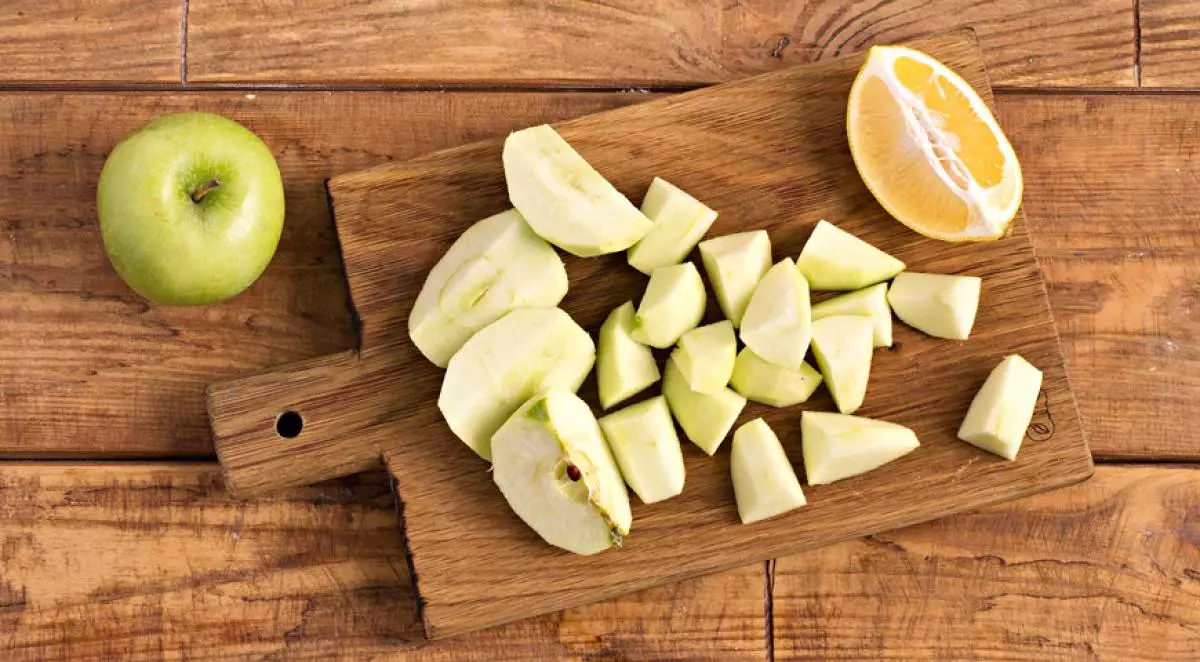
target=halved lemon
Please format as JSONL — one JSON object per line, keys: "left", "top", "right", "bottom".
{"left": 847, "top": 45, "right": 1022, "bottom": 242}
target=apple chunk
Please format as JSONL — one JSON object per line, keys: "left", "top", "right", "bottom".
{"left": 958, "top": 354, "right": 1043, "bottom": 460}
{"left": 811, "top": 282, "right": 893, "bottom": 348}
{"left": 796, "top": 220, "right": 905, "bottom": 291}
{"left": 801, "top": 411, "right": 920, "bottom": 485}
{"left": 409, "top": 209, "right": 568, "bottom": 367}
{"left": 740, "top": 258, "right": 812, "bottom": 370}
{"left": 698, "top": 230, "right": 772, "bottom": 327}
{"left": 810, "top": 315, "right": 874, "bottom": 414}
{"left": 628, "top": 177, "right": 718, "bottom": 274}
{"left": 630, "top": 263, "right": 706, "bottom": 348}
{"left": 439, "top": 307, "right": 594, "bottom": 459}
{"left": 598, "top": 302, "right": 660, "bottom": 409}
{"left": 731, "top": 418, "right": 807, "bottom": 524}
{"left": 730, "top": 348, "right": 823, "bottom": 407}
{"left": 492, "top": 389, "right": 632, "bottom": 555}
{"left": 662, "top": 357, "right": 747, "bottom": 455}
{"left": 887, "top": 272, "right": 982, "bottom": 340}
{"left": 598, "top": 396, "right": 686, "bottom": 504}
{"left": 671, "top": 320, "right": 736, "bottom": 394}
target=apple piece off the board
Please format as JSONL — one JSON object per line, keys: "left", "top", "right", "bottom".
{"left": 597, "top": 302, "right": 661, "bottom": 410}
{"left": 810, "top": 314, "right": 875, "bottom": 414}
{"left": 740, "top": 258, "right": 813, "bottom": 371}
{"left": 811, "top": 282, "right": 893, "bottom": 348}
{"left": 598, "top": 396, "right": 686, "bottom": 504}
{"left": 796, "top": 219, "right": 905, "bottom": 291}
{"left": 671, "top": 321, "right": 737, "bottom": 395}
{"left": 628, "top": 177, "right": 718, "bottom": 275}
{"left": 730, "top": 348, "right": 823, "bottom": 407}
{"left": 888, "top": 271, "right": 982, "bottom": 340}
{"left": 630, "top": 263, "right": 706, "bottom": 348}
{"left": 731, "top": 418, "right": 807, "bottom": 524}
{"left": 801, "top": 411, "right": 921, "bottom": 485}
{"left": 662, "top": 357, "right": 747, "bottom": 455}
{"left": 958, "top": 354, "right": 1044, "bottom": 460}
{"left": 698, "top": 230, "right": 772, "bottom": 328}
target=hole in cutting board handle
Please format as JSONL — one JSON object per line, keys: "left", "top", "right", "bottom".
{"left": 275, "top": 411, "right": 304, "bottom": 438}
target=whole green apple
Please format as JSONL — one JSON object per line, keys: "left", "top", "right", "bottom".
{"left": 97, "top": 112, "right": 285, "bottom": 306}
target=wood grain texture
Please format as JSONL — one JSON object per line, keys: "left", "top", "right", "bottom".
{"left": 0, "top": 1, "right": 181, "bottom": 83}
{"left": 1139, "top": 0, "right": 1200, "bottom": 87}
{"left": 996, "top": 93, "right": 1200, "bottom": 460}
{"left": 185, "top": 0, "right": 1135, "bottom": 87}
{"left": 0, "top": 463, "right": 767, "bottom": 661}
{"left": 773, "top": 465, "right": 1200, "bottom": 660}
{"left": 208, "top": 32, "right": 1091, "bottom": 638}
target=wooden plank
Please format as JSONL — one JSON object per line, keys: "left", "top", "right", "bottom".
{"left": 185, "top": 0, "right": 1135, "bottom": 87}
{"left": 772, "top": 465, "right": 1200, "bottom": 660}
{"left": 996, "top": 93, "right": 1200, "bottom": 460}
{"left": 1138, "top": 0, "right": 1200, "bottom": 87}
{"left": 0, "top": 1, "right": 181, "bottom": 83}
{"left": 0, "top": 463, "right": 767, "bottom": 660}
{"left": 207, "top": 32, "right": 1090, "bottom": 638}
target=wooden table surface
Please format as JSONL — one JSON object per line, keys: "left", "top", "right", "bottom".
{"left": 1, "top": 2, "right": 1197, "bottom": 660}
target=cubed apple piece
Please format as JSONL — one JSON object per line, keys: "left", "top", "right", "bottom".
{"left": 598, "top": 301, "right": 660, "bottom": 409}
{"left": 672, "top": 320, "right": 736, "bottom": 394}
{"left": 439, "top": 307, "right": 595, "bottom": 459}
{"left": 801, "top": 411, "right": 920, "bottom": 485}
{"left": 698, "top": 230, "right": 772, "bottom": 327}
{"left": 662, "top": 357, "right": 747, "bottom": 455}
{"left": 740, "top": 258, "right": 812, "bottom": 370}
{"left": 731, "top": 418, "right": 807, "bottom": 524}
{"left": 811, "top": 282, "right": 893, "bottom": 348}
{"left": 492, "top": 389, "right": 632, "bottom": 555}
{"left": 628, "top": 177, "right": 718, "bottom": 274}
{"left": 730, "top": 348, "right": 823, "bottom": 407}
{"left": 503, "top": 124, "right": 652, "bottom": 257}
{"left": 630, "top": 262, "right": 706, "bottom": 348}
{"left": 796, "top": 220, "right": 905, "bottom": 291}
{"left": 810, "top": 314, "right": 874, "bottom": 414}
{"left": 598, "top": 396, "right": 686, "bottom": 504}
{"left": 958, "top": 355, "right": 1043, "bottom": 460}
{"left": 887, "top": 272, "right": 982, "bottom": 340}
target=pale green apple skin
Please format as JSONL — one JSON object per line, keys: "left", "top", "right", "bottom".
{"left": 96, "top": 112, "right": 285, "bottom": 306}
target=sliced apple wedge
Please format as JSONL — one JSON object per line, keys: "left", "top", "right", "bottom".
{"left": 958, "top": 354, "right": 1043, "bottom": 460}
{"left": 628, "top": 177, "right": 718, "bottom": 274}
{"left": 503, "top": 124, "right": 652, "bottom": 257}
{"left": 598, "top": 301, "right": 660, "bottom": 409}
{"left": 810, "top": 314, "right": 874, "bottom": 414}
{"left": 492, "top": 389, "right": 631, "bottom": 555}
{"left": 630, "top": 262, "right": 706, "bottom": 348}
{"left": 730, "top": 348, "right": 823, "bottom": 407}
{"left": 598, "top": 396, "right": 686, "bottom": 504}
{"left": 811, "top": 282, "right": 893, "bottom": 348}
{"left": 801, "top": 411, "right": 920, "bottom": 485}
{"left": 888, "top": 272, "right": 982, "bottom": 340}
{"left": 409, "top": 209, "right": 568, "bottom": 367}
{"left": 671, "top": 320, "right": 736, "bottom": 394}
{"left": 796, "top": 220, "right": 905, "bottom": 291}
{"left": 740, "top": 258, "right": 812, "bottom": 371}
{"left": 662, "top": 357, "right": 747, "bottom": 455}
{"left": 731, "top": 418, "right": 807, "bottom": 524}
{"left": 439, "top": 307, "right": 594, "bottom": 459}
{"left": 698, "top": 230, "right": 772, "bottom": 327}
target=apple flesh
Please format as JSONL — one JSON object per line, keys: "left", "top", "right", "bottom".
{"left": 492, "top": 389, "right": 632, "bottom": 555}
{"left": 598, "top": 396, "right": 686, "bottom": 504}
{"left": 811, "top": 283, "right": 893, "bottom": 348}
{"left": 730, "top": 348, "right": 823, "bottom": 407}
{"left": 801, "top": 411, "right": 920, "bottom": 485}
{"left": 795, "top": 220, "right": 905, "bottom": 291}
{"left": 439, "top": 307, "right": 595, "bottom": 459}
{"left": 731, "top": 419, "right": 806, "bottom": 524}
{"left": 662, "top": 357, "right": 747, "bottom": 455}
{"left": 887, "top": 272, "right": 982, "bottom": 340}
{"left": 698, "top": 230, "right": 772, "bottom": 327}
{"left": 740, "top": 258, "right": 812, "bottom": 370}
{"left": 628, "top": 177, "right": 718, "bottom": 274}
{"left": 630, "top": 262, "right": 706, "bottom": 348}
{"left": 503, "top": 124, "right": 652, "bottom": 257}
{"left": 671, "top": 320, "right": 736, "bottom": 395}
{"left": 409, "top": 209, "right": 568, "bottom": 367}
{"left": 958, "top": 355, "right": 1043, "bottom": 460}
{"left": 597, "top": 301, "right": 661, "bottom": 409}
{"left": 96, "top": 112, "right": 285, "bottom": 306}
{"left": 810, "top": 314, "right": 874, "bottom": 414}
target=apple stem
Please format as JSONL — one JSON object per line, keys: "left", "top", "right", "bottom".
{"left": 191, "top": 178, "right": 221, "bottom": 203}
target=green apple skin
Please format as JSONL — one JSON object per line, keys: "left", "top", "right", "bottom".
{"left": 97, "top": 112, "right": 285, "bottom": 306}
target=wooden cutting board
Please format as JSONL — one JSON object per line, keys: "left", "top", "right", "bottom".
{"left": 206, "top": 30, "right": 1092, "bottom": 640}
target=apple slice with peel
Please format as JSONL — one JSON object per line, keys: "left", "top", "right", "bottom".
{"left": 801, "top": 411, "right": 920, "bottom": 485}
{"left": 740, "top": 258, "right": 812, "bottom": 370}
{"left": 730, "top": 348, "right": 823, "bottom": 407}
{"left": 671, "top": 320, "right": 736, "bottom": 394}
{"left": 811, "top": 282, "right": 893, "bottom": 348}
{"left": 492, "top": 389, "right": 632, "bottom": 555}
{"left": 888, "top": 272, "right": 982, "bottom": 340}
{"left": 662, "top": 357, "right": 747, "bottom": 455}
{"left": 958, "top": 354, "right": 1043, "bottom": 460}
{"left": 598, "top": 396, "right": 686, "bottom": 504}
{"left": 810, "top": 314, "right": 874, "bottom": 414}
{"left": 628, "top": 177, "right": 719, "bottom": 275}
{"left": 409, "top": 209, "right": 568, "bottom": 367}
{"left": 598, "top": 302, "right": 660, "bottom": 409}
{"left": 440, "top": 307, "right": 594, "bottom": 459}
{"left": 698, "top": 230, "right": 772, "bottom": 327}
{"left": 731, "top": 418, "right": 807, "bottom": 524}
{"left": 503, "top": 124, "right": 652, "bottom": 257}
{"left": 796, "top": 220, "right": 905, "bottom": 291}
{"left": 630, "top": 263, "right": 706, "bottom": 348}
